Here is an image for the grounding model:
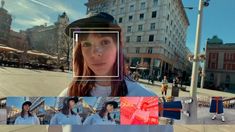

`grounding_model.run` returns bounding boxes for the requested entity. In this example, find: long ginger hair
[68,26,129,96]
